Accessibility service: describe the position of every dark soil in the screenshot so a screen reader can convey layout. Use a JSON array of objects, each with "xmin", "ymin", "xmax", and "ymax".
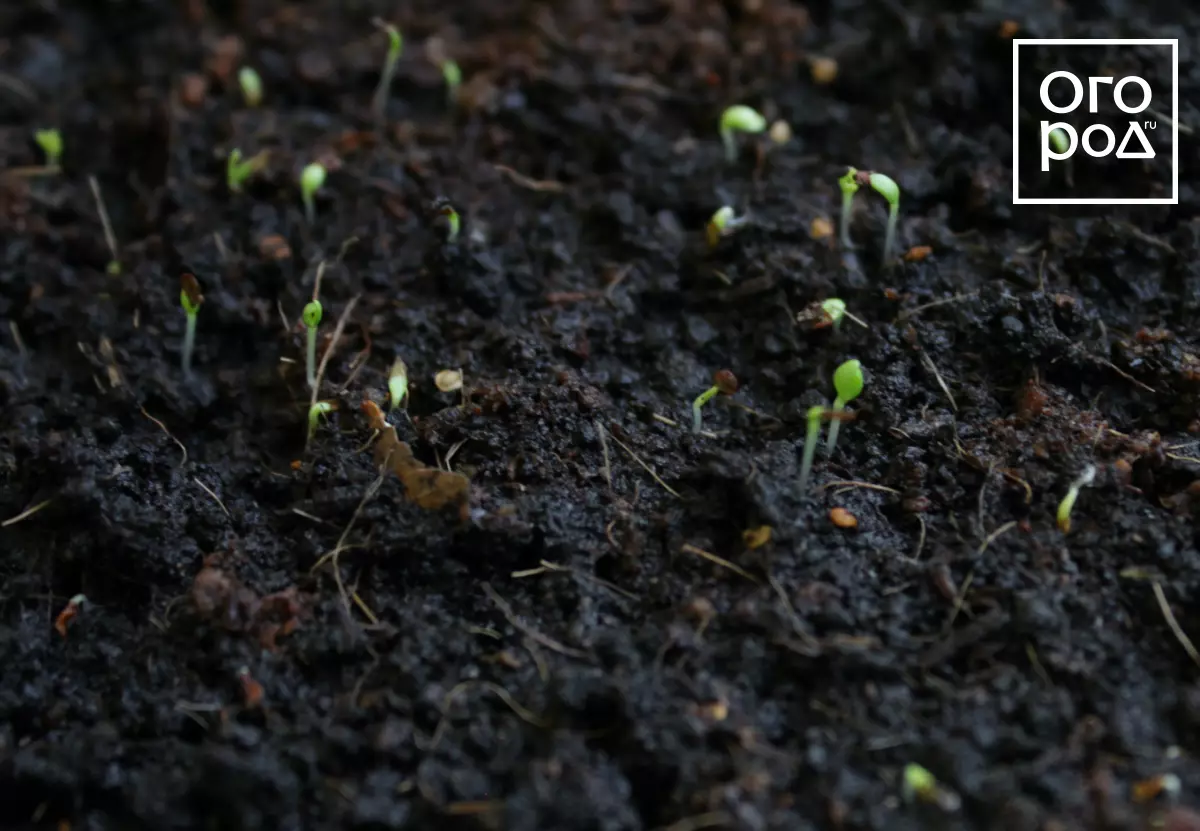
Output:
[{"xmin": 2, "ymin": 1, "xmax": 1199, "ymax": 829}]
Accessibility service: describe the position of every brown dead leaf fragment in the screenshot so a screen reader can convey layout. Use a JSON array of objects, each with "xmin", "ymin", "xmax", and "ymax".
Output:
[{"xmin": 362, "ymin": 400, "xmax": 470, "ymax": 519}]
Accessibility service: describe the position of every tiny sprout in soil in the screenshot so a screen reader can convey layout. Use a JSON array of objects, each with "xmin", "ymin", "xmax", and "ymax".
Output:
[
  {"xmin": 435, "ymin": 198, "xmax": 460, "ymax": 244},
  {"xmin": 442, "ymin": 60, "xmax": 462, "ymax": 105},
  {"xmin": 435, "ymin": 368, "xmax": 464, "ymax": 393},
  {"xmin": 54, "ymin": 593, "xmax": 86, "ymax": 638},
  {"xmin": 371, "ymin": 18, "xmax": 403, "ymax": 119},
  {"xmin": 238, "ymin": 66, "xmax": 263, "ymax": 107},
  {"xmin": 799, "ymin": 405, "xmax": 825, "ymax": 494},
  {"xmin": 300, "ymin": 163, "xmax": 326, "ymax": 223},
  {"xmin": 825, "ymin": 359, "xmax": 863, "ymax": 454},
  {"xmin": 1132, "ymin": 773, "xmax": 1182, "ymax": 804},
  {"xmin": 837, "ymin": 167, "xmax": 859, "ymax": 249},
  {"xmin": 902, "ymin": 763, "xmax": 961, "ymax": 812},
  {"xmin": 719, "ymin": 105, "xmax": 766, "ymax": 163},
  {"xmin": 856, "ymin": 169, "xmax": 900, "ymax": 266},
  {"xmin": 706, "ymin": 206, "xmax": 748, "ymax": 250},
  {"xmin": 34, "ymin": 128, "xmax": 62, "ymax": 167},
  {"xmin": 307, "ymin": 401, "xmax": 336, "ymax": 443},
  {"xmin": 388, "ymin": 357, "xmax": 409, "ymax": 412},
  {"xmin": 1057, "ymin": 464, "xmax": 1096, "ymax": 533},
  {"xmin": 227, "ymin": 148, "xmax": 267, "ymax": 193},
  {"xmin": 1049, "ymin": 127, "xmax": 1070, "ymax": 155},
  {"xmin": 692, "ymin": 369, "xmax": 738, "ymax": 433},
  {"xmin": 302, "ymin": 300, "xmax": 322, "ymax": 388},
  {"xmin": 797, "ymin": 298, "xmax": 867, "ymax": 330},
  {"xmin": 180, "ymin": 273, "xmax": 203, "ymax": 377}
]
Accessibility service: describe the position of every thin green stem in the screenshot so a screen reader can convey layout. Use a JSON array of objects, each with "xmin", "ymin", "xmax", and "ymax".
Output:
[
  {"xmin": 692, "ymin": 386, "xmax": 718, "ymax": 433},
  {"xmin": 306, "ymin": 326, "xmax": 317, "ymax": 388},
  {"xmin": 840, "ymin": 190, "xmax": 854, "ymax": 249},
  {"xmin": 883, "ymin": 203, "xmax": 898, "ymax": 266},
  {"xmin": 303, "ymin": 194, "xmax": 315, "ymax": 224},
  {"xmin": 799, "ymin": 407, "xmax": 823, "ymax": 493},
  {"xmin": 182, "ymin": 313, "xmax": 197, "ymax": 375},
  {"xmin": 825, "ymin": 398, "xmax": 845, "ymax": 454},
  {"xmin": 372, "ymin": 60, "xmax": 397, "ymax": 117},
  {"xmin": 721, "ymin": 129, "xmax": 735, "ymax": 162}
]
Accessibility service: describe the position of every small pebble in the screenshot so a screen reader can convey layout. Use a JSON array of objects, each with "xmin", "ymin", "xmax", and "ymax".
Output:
[
  {"xmin": 830, "ymin": 507, "xmax": 858, "ymax": 529},
  {"xmin": 810, "ymin": 56, "xmax": 838, "ymax": 85},
  {"xmin": 810, "ymin": 217, "xmax": 834, "ymax": 240}
]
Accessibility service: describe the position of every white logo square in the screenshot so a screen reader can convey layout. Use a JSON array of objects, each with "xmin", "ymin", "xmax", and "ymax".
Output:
[{"xmin": 1012, "ymin": 38, "xmax": 1178, "ymax": 205}]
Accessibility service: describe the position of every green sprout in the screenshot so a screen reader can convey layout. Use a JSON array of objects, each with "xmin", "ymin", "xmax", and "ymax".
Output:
[
  {"xmin": 442, "ymin": 60, "xmax": 461, "ymax": 105},
  {"xmin": 34, "ymin": 129, "xmax": 63, "ymax": 167},
  {"xmin": 371, "ymin": 18, "xmax": 404, "ymax": 119},
  {"xmin": 302, "ymin": 300, "xmax": 322, "ymax": 388},
  {"xmin": 902, "ymin": 763, "xmax": 961, "ymax": 812},
  {"xmin": 863, "ymin": 170, "xmax": 900, "ymax": 266},
  {"xmin": 692, "ymin": 369, "xmax": 738, "ymax": 434},
  {"xmin": 226, "ymin": 148, "xmax": 268, "ymax": 193},
  {"xmin": 238, "ymin": 66, "xmax": 263, "ymax": 107},
  {"xmin": 799, "ymin": 405, "xmax": 826, "ymax": 494},
  {"xmin": 719, "ymin": 105, "xmax": 766, "ymax": 163},
  {"xmin": 180, "ymin": 273, "xmax": 203, "ymax": 376},
  {"xmin": 819, "ymin": 298, "xmax": 868, "ymax": 329},
  {"xmin": 1056, "ymin": 464, "xmax": 1095, "ymax": 534},
  {"xmin": 837, "ymin": 167, "xmax": 859, "ymax": 249},
  {"xmin": 435, "ymin": 198, "xmax": 460, "ymax": 244},
  {"xmin": 307, "ymin": 400, "xmax": 336, "ymax": 443},
  {"xmin": 388, "ymin": 357, "xmax": 409, "ymax": 411},
  {"xmin": 825, "ymin": 359, "xmax": 863, "ymax": 455},
  {"xmin": 706, "ymin": 205, "xmax": 749, "ymax": 249},
  {"xmin": 300, "ymin": 163, "xmax": 326, "ymax": 224},
  {"xmin": 1049, "ymin": 127, "xmax": 1070, "ymax": 155}
]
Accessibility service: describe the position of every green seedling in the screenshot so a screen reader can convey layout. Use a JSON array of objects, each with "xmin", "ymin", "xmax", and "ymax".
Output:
[
  {"xmin": 300, "ymin": 163, "xmax": 326, "ymax": 223},
  {"xmin": 435, "ymin": 198, "xmax": 460, "ymax": 244},
  {"xmin": 226, "ymin": 148, "xmax": 268, "ymax": 192},
  {"xmin": 180, "ymin": 273, "xmax": 203, "ymax": 376},
  {"xmin": 1047, "ymin": 127, "xmax": 1075, "ymax": 187},
  {"xmin": 1056, "ymin": 464, "xmax": 1095, "ymax": 533},
  {"xmin": 902, "ymin": 763, "xmax": 961, "ymax": 812},
  {"xmin": 706, "ymin": 206, "xmax": 749, "ymax": 249},
  {"xmin": 856, "ymin": 170, "xmax": 900, "ymax": 265},
  {"xmin": 825, "ymin": 359, "xmax": 863, "ymax": 454},
  {"xmin": 719, "ymin": 105, "xmax": 766, "ymax": 162},
  {"xmin": 820, "ymin": 298, "xmax": 869, "ymax": 329},
  {"xmin": 837, "ymin": 167, "xmax": 859, "ymax": 249},
  {"xmin": 307, "ymin": 400, "xmax": 336, "ymax": 443},
  {"xmin": 302, "ymin": 300, "xmax": 322, "ymax": 388},
  {"xmin": 388, "ymin": 357, "xmax": 409, "ymax": 411},
  {"xmin": 692, "ymin": 369, "xmax": 738, "ymax": 434},
  {"xmin": 442, "ymin": 60, "xmax": 462, "ymax": 105},
  {"xmin": 799, "ymin": 405, "xmax": 826, "ymax": 494},
  {"xmin": 371, "ymin": 18, "xmax": 404, "ymax": 119},
  {"xmin": 35, "ymin": 129, "xmax": 63, "ymax": 167},
  {"xmin": 1049, "ymin": 127, "xmax": 1070, "ymax": 155},
  {"xmin": 238, "ymin": 66, "xmax": 263, "ymax": 107}
]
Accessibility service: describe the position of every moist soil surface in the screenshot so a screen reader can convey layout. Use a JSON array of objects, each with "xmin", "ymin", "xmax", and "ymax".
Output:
[{"xmin": 2, "ymin": 1, "xmax": 1199, "ymax": 829}]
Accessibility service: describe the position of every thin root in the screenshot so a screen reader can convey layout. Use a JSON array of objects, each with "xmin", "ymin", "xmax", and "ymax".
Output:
[
  {"xmin": 1, "ymin": 497, "xmax": 54, "ymax": 527},
  {"xmin": 140, "ymin": 406, "xmax": 187, "ymax": 467},
  {"xmin": 680, "ymin": 543, "xmax": 759, "ymax": 583},
  {"xmin": 606, "ymin": 432, "xmax": 681, "ymax": 498},
  {"xmin": 1153, "ymin": 581, "xmax": 1200, "ymax": 669},
  {"xmin": 193, "ymin": 478, "xmax": 231, "ymax": 517}
]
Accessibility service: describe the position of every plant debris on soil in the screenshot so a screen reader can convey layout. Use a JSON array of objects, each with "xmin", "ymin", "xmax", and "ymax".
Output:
[{"xmin": 1, "ymin": 1, "xmax": 1199, "ymax": 829}]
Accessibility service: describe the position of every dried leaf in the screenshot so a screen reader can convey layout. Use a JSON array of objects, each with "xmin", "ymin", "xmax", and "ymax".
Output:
[{"xmin": 362, "ymin": 400, "xmax": 470, "ymax": 519}]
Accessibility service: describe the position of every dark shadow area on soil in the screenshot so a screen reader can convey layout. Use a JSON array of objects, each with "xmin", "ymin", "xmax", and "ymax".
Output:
[{"xmin": 1, "ymin": 0, "xmax": 1200, "ymax": 829}]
